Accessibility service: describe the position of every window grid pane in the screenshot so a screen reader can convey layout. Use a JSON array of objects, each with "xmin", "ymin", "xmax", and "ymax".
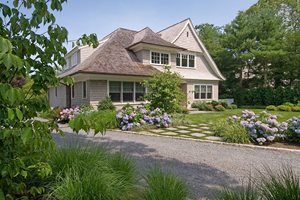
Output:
[
  {"xmin": 151, "ymin": 52, "xmax": 160, "ymax": 64},
  {"xmin": 83, "ymin": 82, "xmax": 87, "ymax": 98},
  {"xmin": 182, "ymin": 54, "xmax": 188, "ymax": 67},
  {"xmin": 161, "ymin": 53, "xmax": 169, "ymax": 65},
  {"xmin": 109, "ymin": 81, "xmax": 121, "ymax": 102},
  {"xmin": 176, "ymin": 53, "xmax": 180, "ymax": 66},
  {"xmin": 189, "ymin": 55, "xmax": 195, "ymax": 67},
  {"xmin": 194, "ymin": 85, "xmax": 200, "ymax": 99}
]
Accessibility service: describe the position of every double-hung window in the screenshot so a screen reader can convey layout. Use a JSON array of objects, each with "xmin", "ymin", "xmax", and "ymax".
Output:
[
  {"xmin": 108, "ymin": 81, "xmax": 146, "ymax": 102},
  {"xmin": 194, "ymin": 85, "xmax": 213, "ymax": 99},
  {"xmin": 82, "ymin": 81, "xmax": 87, "ymax": 99},
  {"xmin": 123, "ymin": 82, "xmax": 134, "ymax": 102},
  {"xmin": 109, "ymin": 81, "xmax": 121, "ymax": 102},
  {"xmin": 71, "ymin": 85, "xmax": 75, "ymax": 99},
  {"xmin": 176, "ymin": 53, "xmax": 195, "ymax": 68},
  {"xmin": 151, "ymin": 51, "xmax": 169, "ymax": 65}
]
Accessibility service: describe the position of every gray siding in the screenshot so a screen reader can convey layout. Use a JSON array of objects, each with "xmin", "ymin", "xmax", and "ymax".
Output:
[
  {"xmin": 89, "ymin": 80, "xmax": 107, "ymax": 106},
  {"xmin": 174, "ymin": 24, "xmax": 203, "ymax": 52},
  {"xmin": 71, "ymin": 82, "xmax": 89, "ymax": 106},
  {"xmin": 48, "ymin": 85, "xmax": 67, "ymax": 108}
]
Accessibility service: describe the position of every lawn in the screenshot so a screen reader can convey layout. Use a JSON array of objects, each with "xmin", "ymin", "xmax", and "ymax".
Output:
[{"xmin": 186, "ymin": 109, "xmax": 298, "ymax": 124}]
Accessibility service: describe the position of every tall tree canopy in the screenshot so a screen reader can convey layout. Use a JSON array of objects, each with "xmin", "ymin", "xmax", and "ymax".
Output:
[{"xmin": 196, "ymin": 0, "xmax": 300, "ymax": 97}]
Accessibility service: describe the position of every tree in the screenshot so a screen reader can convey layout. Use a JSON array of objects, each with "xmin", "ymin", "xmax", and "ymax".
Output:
[
  {"xmin": 143, "ymin": 66, "xmax": 185, "ymax": 113},
  {"xmin": 0, "ymin": 1, "xmax": 98, "ymax": 198}
]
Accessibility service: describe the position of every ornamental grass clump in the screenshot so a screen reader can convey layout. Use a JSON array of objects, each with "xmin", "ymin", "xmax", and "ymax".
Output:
[
  {"xmin": 116, "ymin": 105, "xmax": 172, "ymax": 131},
  {"xmin": 228, "ymin": 110, "xmax": 288, "ymax": 145}
]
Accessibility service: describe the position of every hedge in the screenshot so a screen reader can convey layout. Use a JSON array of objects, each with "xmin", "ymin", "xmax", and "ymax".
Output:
[{"xmin": 234, "ymin": 86, "xmax": 300, "ymax": 106}]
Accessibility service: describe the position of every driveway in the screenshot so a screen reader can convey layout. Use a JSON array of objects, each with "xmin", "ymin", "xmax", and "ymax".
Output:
[{"xmin": 53, "ymin": 127, "xmax": 300, "ymax": 200}]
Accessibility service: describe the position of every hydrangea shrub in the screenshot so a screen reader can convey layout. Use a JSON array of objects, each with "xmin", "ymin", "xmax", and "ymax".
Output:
[
  {"xmin": 58, "ymin": 106, "xmax": 81, "ymax": 123},
  {"xmin": 286, "ymin": 116, "xmax": 300, "ymax": 142},
  {"xmin": 116, "ymin": 105, "xmax": 172, "ymax": 130},
  {"xmin": 228, "ymin": 110, "xmax": 288, "ymax": 145}
]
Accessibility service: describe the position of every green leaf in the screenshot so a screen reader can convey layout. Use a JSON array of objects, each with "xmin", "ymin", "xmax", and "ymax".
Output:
[
  {"xmin": 20, "ymin": 170, "xmax": 27, "ymax": 178},
  {"xmin": 0, "ymin": 189, "xmax": 4, "ymax": 200},
  {"xmin": 7, "ymin": 108, "xmax": 14, "ymax": 120},
  {"xmin": 13, "ymin": 0, "xmax": 19, "ymax": 7},
  {"xmin": 21, "ymin": 127, "xmax": 32, "ymax": 144},
  {"xmin": 2, "ymin": 53, "xmax": 13, "ymax": 69},
  {"xmin": 15, "ymin": 108, "xmax": 23, "ymax": 121}
]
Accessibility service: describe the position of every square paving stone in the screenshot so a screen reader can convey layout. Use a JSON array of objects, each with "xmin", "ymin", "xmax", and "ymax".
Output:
[
  {"xmin": 176, "ymin": 126, "xmax": 189, "ymax": 129},
  {"xmin": 201, "ymin": 127, "xmax": 211, "ymax": 130},
  {"xmin": 177, "ymin": 130, "xmax": 191, "ymax": 134},
  {"xmin": 160, "ymin": 132, "xmax": 178, "ymax": 136},
  {"xmin": 198, "ymin": 123, "xmax": 209, "ymax": 126},
  {"xmin": 180, "ymin": 135, "xmax": 191, "ymax": 138},
  {"xmin": 205, "ymin": 136, "xmax": 223, "ymax": 141},
  {"xmin": 191, "ymin": 133, "xmax": 206, "ymax": 137},
  {"xmin": 151, "ymin": 129, "xmax": 165, "ymax": 133},
  {"xmin": 165, "ymin": 127, "xmax": 178, "ymax": 131},
  {"xmin": 203, "ymin": 131, "xmax": 214, "ymax": 135},
  {"xmin": 189, "ymin": 125, "xmax": 198, "ymax": 127},
  {"xmin": 190, "ymin": 128, "xmax": 202, "ymax": 132}
]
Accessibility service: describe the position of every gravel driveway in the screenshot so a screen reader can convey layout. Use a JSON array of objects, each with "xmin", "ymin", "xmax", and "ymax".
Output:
[{"xmin": 53, "ymin": 127, "xmax": 300, "ymax": 200}]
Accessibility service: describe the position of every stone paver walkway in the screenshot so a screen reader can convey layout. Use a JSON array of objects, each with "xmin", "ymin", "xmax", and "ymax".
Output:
[{"xmin": 135, "ymin": 123, "xmax": 223, "ymax": 141}]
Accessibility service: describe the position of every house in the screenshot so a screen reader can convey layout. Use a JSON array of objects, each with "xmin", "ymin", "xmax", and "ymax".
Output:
[{"xmin": 48, "ymin": 18, "xmax": 225, "ymax": 109}]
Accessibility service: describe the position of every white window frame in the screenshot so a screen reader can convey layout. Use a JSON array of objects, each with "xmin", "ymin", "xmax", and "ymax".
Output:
[
  {"xmin": 193, "ymin": 84, "xmax": 213, "ymax": 100},
  {"xmin": 82, "ymin": 81, "xmax": 87, "ymax": 99},
  {"xmin": 71, "ymin": 84, "xmax": 75, "ymax": 99},
  {"xmin": 150, "ymin": 51, "xmax": 171, "ymax": 65},
  {"xmin": 176, "ymin": 52, "xmax": 196, "ymax": 68},
  {"xmin": 107, "ymin": 81, "xmax": 146, "ymax": 103}
]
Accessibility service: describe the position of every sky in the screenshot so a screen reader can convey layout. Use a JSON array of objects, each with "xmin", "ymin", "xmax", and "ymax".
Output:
[{"xmin": 52, "ymin": 0, "xmax": 258, "ymax": 49}]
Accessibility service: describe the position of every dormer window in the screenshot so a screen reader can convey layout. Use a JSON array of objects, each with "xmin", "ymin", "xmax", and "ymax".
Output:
[
  {"xmin": 150, "ymin": 51, "xmax": 169, "ymax": 65},
  {"xmin": 176, "ymin": 53, "xmax": 195, "ymax": 68}
]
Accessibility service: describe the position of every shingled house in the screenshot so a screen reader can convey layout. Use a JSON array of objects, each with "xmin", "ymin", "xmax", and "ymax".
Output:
[{"xmin": 48, "ymin": 18, "xmax": 225, "ymax": 109}]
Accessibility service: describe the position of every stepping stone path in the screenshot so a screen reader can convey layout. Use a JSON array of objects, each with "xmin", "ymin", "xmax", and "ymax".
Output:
[
  {"xmin": 191, "ymin": 133, "xmax": 206, "ymax": 137},
  {"xmin": 160, "ymin": 132, "xmax": 178, "ymax": 136},
  {"xmin": 133, "ymin": 123, "xmax": 225, "ymax": 142}
]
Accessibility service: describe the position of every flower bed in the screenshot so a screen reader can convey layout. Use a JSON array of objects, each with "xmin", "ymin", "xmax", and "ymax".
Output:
[
  {"xmin": 58, "ymin": 106, "xmax": 81, "ymax": 123},
  {"xmin": 116, "ymin": 105, "xmax": 172, "ymax": 131},
  {"xmin": 228, "ymin": 110, "xmax": 296, "ymax": 145}
]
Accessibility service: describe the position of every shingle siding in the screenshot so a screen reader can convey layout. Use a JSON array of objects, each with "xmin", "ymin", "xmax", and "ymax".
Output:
[
  {"xmin": 89, "ymin": 80, "xmax": 107, "ymax": 106},
  {"xmin": 71, "ymin": 82, "xmax": 89, "ymax": 106},
  {"xmin": 48, "ymin": 85, "xmax": 67, "ymax": 108},
  {"xmin": 174, "ymin": 24, "xmax": 203, "ymax": 52},
  {"xmin": 80, "ymin": 46, "xmax": 97, "ymax": 62}
]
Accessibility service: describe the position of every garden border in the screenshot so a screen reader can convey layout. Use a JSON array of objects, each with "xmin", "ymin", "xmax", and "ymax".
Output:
[{"xmin": 111, "ymin": 129, "xmax": 300, "ymax": 153}]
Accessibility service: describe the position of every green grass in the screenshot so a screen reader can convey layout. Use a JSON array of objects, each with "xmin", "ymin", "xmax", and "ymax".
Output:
[{"xmin": 186, "ymin": 109, "xmax": 297, "ymax": 124}]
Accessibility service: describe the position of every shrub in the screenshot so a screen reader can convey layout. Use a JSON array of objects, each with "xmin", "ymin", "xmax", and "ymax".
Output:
[
  {"xmin": 283, "ymin": 102, "xmax": 294, "ymax": 107},
  {"xmin": 277, "ymin": 105, "xmax": 292, "ymax": 111},
  {"xmin": 227, "ymin": 110, "xmax": 288, "ymax": 145},
  {"xmin": 58, "ymin": 106, "xmax": 80, "ymax": 123},
  {"xmin": 97, "ymin": 97, "xmax": 115, "ymax": 111},
  {"xmin": 266, "ymin": 105, "xmax": 277, "ymax": 111},
  {"xmin": 192, "ymin": 101, "xmax": 207, "ymax": 111},
  {"xmin": 215, "ymin": 105, "xmax": 226, "ymax": 111},
  {"xmin": 116, "ymin": 105, "xmax": 172, "ymax": 130},
  {"xmin": 143, "ymin": 169, "xmax": 188, "ymax": 200},
  {"xmin": 217, "ymin": 166, "xmax": 300, "ymax": 200},
  {"xmin": 80, "ymin": 104, "xmax": 94, "ymax": 113},
  {"xmin": 220, "ymin": 101, "xmax": 229, "ymax": 108},
  {"xmin": 41, "ymin": 107, "xmax": 62, "ymax": 121},
  {"xmin": 211, "ymin": 100, "xmax": 220, "ymax": 107},
  {"xmin": 143, "ymin": 67, "xmax": 185, "ymax": 113},
  {"xmin": 286, "ymin": 116, "xmax": 300, "ymax": 142},
  {"xmin": 292, "ymin": 106, "xmax": 300, "ymax": 112},
  {"xmin": 227, "ymin": 104, "xmax": 238, "ymax": 109},
  {"xmin": 212, "ymin": 120, "xmax": 250, "ymax": 144},
  {"xmin": 48, "ymin": 146, "xmax": 137, "ymax": 200},
  {"xmin": 205, "ymin": 103, "xmax": 215, "ymax": 111}
]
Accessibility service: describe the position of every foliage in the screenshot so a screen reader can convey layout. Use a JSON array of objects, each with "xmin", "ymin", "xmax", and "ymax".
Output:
[
  {"xmin": 215, "ymin": 105, "xmax": 226, "ymax": 111},
  {"xmin": 0, "ymin": 0, "xmax": 99, "ymax": 198},
  {"xmin": 97, "ymin": 97, "xmax": 115, "ymax": 111},
  {"xmin": 191, "ymin": 101, "xmax": 207, "ymax": 111},
  {"xmin": 79, "ymin": 104, "xmax": 94, "ymax": 113},
  {"xmin": 227, "ymin": 104, "xmax": 238, "ymax": 109},
  {"xmin": 143, "ymin": 169, "xmax": 188, "ymax": 200},
  {"xmin": 69, "ymin": 110, "xmax": 117, "ymax": 134},
  {"xmin": 218, "ymin": 166, "xmax": 300, "ymax": 200},
  {"xmin": 291, "ymin": 106, "xmax": 300, "ymax": 112},
  {"xmin": 116, "ymin": 105, "xmax": 172, "ymax": 131},
  {"xmin": 277, "ymin": 105, "xmax": 292, "ymax": 112},
  {"xmin": 286, "ymin": 117, "xmax": 300, "ymax": 142},
  {"xmin": 40, "ymin": 107, "xmax": 62, "ymax": 121},
  {"xmin": 171, "ymin": 114, "xmax": 191, "ymax": 127},
  {"xmin": 228, "ymin": 110, "xmax": 289, "ymax": 145},
  {"xmin": 197, "ymin": 0, "xmax": 300, "ymax": 98},
  {"xmin": 143, "ymin": 67, "xmax": 185, "ymax": 113},
  {"xmin": 266, "ymin": 105, "xmax": 277, "ymax": 111},
  {"xmin": 47, "ymin": 146, "xmax": 137, "ymax": 200},
  {"xmin": 212, "ymin": 120, "xmax": 250, "ymax": 144}
]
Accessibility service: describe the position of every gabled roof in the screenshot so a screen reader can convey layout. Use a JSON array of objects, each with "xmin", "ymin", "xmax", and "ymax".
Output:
[
  {"xmin": 158, "ymin": 18, "xmax": 190, "ymax": 42},
  {"xmin": 127, "ymin": 27, "xmax": 184, "ymax": 50},
  {"xmin": 59, "ymin": 28, "xmax": 159, "ymax": 77},
  {"xmin": 158, "ymin": 18, "xmax": 225, "ymax": 80}
]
